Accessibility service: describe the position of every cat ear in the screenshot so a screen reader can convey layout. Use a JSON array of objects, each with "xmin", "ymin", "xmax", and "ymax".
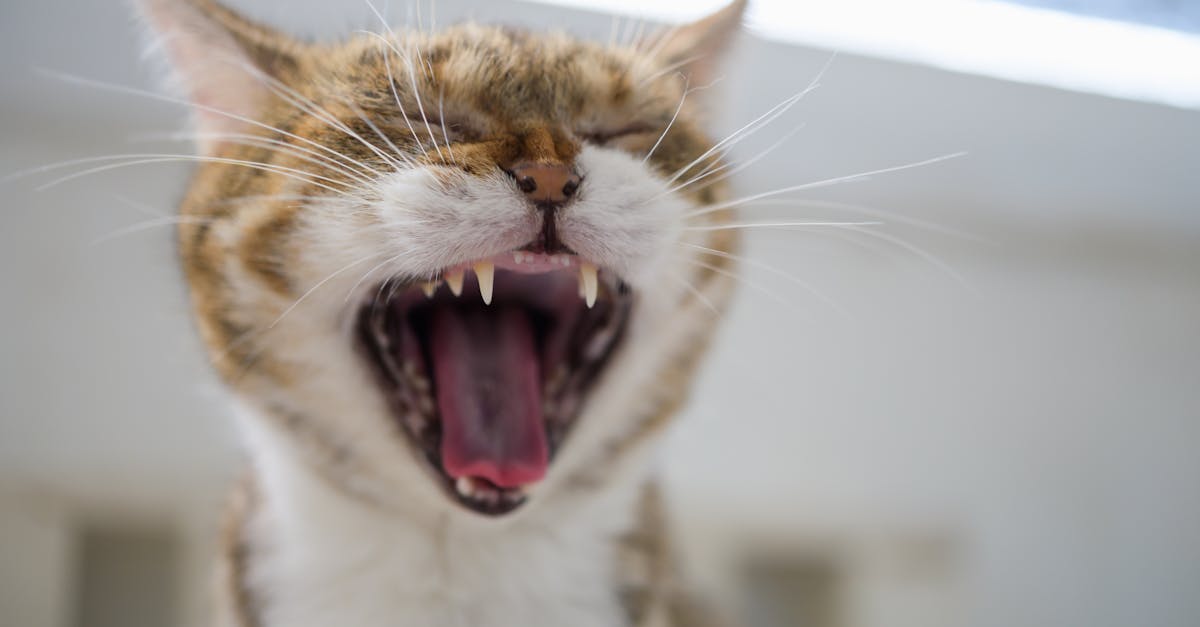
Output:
[
  {"xmin": 135, "ymin": 0, "xmax": 303, "ymax": 151},
  {"xmin": 649, "ymin": 0, "xmax": 748, "ymax": 86}
]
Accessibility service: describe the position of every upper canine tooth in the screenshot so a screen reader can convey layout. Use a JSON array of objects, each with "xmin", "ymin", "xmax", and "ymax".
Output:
[
  {"xmin": 474, "ymin": 261, "xmax": 495, "ymax": 305},
  {"xmin": 445, "ymin": 269, "xmax": 464, "ymax": 296},
  {"xmin": 421, "ymin": 281, "xmax": 438, "ymax": 298},
  {"xmin": 579, "ymin": 262, "xmax": 598, "ymax": 308}
]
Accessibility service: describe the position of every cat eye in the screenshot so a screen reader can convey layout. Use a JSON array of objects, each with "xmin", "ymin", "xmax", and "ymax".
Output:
[
  {"xmin": 577, "ymin": 124, "xmax": 654, "ymax": 145},
  {"xmin": 385, "ymin": 115, "xmax": 478, "ymax": 143}
]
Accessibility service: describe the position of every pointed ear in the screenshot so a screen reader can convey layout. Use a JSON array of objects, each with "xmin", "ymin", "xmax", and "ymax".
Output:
[
  {"xmin": 649, "ymin": 0, "xmax": 747, "ymax": 86},
  {"xmin": 134, "ymin": 0, "xmax": 303, "ymax": 151}
]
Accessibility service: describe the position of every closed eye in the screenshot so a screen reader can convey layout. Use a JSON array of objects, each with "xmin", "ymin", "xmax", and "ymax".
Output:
[
  {"xmin": 578, "ymin": 124, "xmax": 655, "ymax": 145},
  {"xmin": 384, "ymin": 115, "xmax": 478, "ymax": 143}
]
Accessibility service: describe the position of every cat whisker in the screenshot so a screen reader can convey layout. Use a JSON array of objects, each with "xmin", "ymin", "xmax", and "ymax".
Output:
[
  {"xmin": 32, "ymin": 154, "xmax": 356, "ymax": 197},
  {"xmin": 143, "ymin": 130, "xmax": 381, "ymax": 185},
  {"xmin": 678, "ymin": 253, "xmax": 827, "ymax": 316},
  {"xmin": 238, "ymin": 60, "xmax": 409, "ymax": 172},
  {"xmin": 663, "ymin": 55, "xmax": 833, "ymax": 186},
  {"xmin": 683, "ymin": 221, "xmax": 882, "ymax": 232},
  {"xmin": 90, "ymin": 215, "xmax": 215, "ymax": 246},
  {"xmin": 842, "ymin": 225, "xmax": 975, "ymax": 291},
  {"xmin": 34, "ymin": 70, "xmax": 385, "ymax": 180},
  {"xmin": 684, "ymin": 152, "xmax": 968, "ymax": 219},
  {"xmin": 438, "ymin": 87, "xmax": 457, "ymax": 166},
  {"xmin": 735, "ymin": 198, "xmax": 980, "ymax": 241},
  {"xmin": 344, "ymin": 253, "xmax": 407, "ymax": 305},
  {"xmin": 661, "ymin": 122, "xmax": 805, "ymax": 199},
  {"xmin": 269, "ymin": 253, "xmax": 389, "ymax": 330},
  {"xmin": 665, "ymin": 268, "xmax": 721, "ymax": 316},
  {"xmin": 642, "ymin": 74, "xmax": 689, "ymax": 164},
  {"xmin": 636, "ymin": 54, "xmax": 705, "ymax": 88},
  {"xmin": 339, "ymin": 96, "xmax": 418, "ymax": 171},
  {"xmin": 358, "ymin": 29, "xmax": 430, "ymax": 158},
  {"xmin": 365, "ymin": 1, "xmax": 446, "ymax": 162},
  {"xmin": 676, "ymin": 240, "xmax": 845, "ymax": 313},
  {"xmin": 402, "ymin": 39, "xmax": 448, "ymax": 163}
]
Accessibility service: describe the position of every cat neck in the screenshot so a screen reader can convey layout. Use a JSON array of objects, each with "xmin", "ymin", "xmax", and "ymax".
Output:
[{"xmin": 231, "ymin": 427, "xmax": 653, "ymax": 627}]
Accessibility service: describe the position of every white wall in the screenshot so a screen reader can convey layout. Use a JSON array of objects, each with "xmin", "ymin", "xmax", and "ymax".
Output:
[{"xmin": 1, "ymin": 1, "xmax": 1198, "ymax": 626}]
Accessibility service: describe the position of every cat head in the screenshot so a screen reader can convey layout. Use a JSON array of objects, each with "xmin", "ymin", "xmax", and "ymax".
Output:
[{"xmin": 139, "ymin": 0, "xmax": 743, "ymax": 521}]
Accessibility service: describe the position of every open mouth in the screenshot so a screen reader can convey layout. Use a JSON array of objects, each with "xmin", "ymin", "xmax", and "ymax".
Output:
[{"xmin": 356, "ymin": 252, "xmax": 632, "ymax": 516}]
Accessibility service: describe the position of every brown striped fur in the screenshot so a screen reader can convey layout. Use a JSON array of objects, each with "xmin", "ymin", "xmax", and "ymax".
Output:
[{"xmin": 138, "ymin": 1, "xmax": 747, "ymax": 625}]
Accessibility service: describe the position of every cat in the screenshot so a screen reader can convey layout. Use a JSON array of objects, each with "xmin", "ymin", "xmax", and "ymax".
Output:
[{"xmin": 136, "ymin": 0, "xmax": 745, "ymax": 625}]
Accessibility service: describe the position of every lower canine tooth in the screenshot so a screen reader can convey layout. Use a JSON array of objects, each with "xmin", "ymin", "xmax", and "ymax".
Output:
[
  {"xmin": 455, "ymin": 476, "xmax": 475, "ymax": 498},
  {"xmin": 579, "ymin": 262, "xmax": 598, "ymax": 308},
  {"xmin": 474, "ymin": 261, "xmax": 495, "ymax": 305},
  {"xmin": 445, "ymin": 270, "xmax": 464, "ymax": 296}
]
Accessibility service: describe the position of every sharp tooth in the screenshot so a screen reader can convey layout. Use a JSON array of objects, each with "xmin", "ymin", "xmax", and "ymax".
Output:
[
  {"xmin": 579, "ymin": 262, "xmax": 598, "ymax": 308},
  {"xmin": 421, "ymin": 281, "xmax": 438, "ymax": 298},
  {"xmin": 456, "ymin": 476, "xmax": 475, "ymax": 498},
  {"xmin": 474, "ymin": 261, "xmax": 494, "ymax": 305},
  {"xmin": 445, "ymin": 269, "xmax": 464, "ymax": 296}
]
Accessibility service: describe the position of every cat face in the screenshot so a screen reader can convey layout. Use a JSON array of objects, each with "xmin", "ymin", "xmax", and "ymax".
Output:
[{"xmin": 142, "ymin": 0, "xmax": 743, "ymax": 519}]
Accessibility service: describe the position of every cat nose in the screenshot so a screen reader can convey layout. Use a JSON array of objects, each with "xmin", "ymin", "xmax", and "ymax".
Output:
[{"xmin": 508, "ymin": 162, "xmax": 581, "ymax": 207}]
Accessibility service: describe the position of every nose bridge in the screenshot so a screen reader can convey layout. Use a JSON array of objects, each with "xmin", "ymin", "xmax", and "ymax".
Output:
[{"xmin": 508, "ymin": 126, "xmax": 582, "ymax": 207}]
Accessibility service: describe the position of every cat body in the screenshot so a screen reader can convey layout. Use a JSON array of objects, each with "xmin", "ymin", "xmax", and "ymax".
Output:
[{"xmin": 136, "ymin": 1, "xmax": 745, "ymax": 625}]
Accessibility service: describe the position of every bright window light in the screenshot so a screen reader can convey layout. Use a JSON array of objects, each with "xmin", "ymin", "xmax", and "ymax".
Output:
[{"xmin": 531, "ymin": 0, "xmax": 1200, "ymax": 110}]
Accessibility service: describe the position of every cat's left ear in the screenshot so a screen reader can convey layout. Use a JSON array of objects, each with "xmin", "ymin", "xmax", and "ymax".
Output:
[
  {"xmin": 135, "ymin": 0, "xmax": 305, "ymax": 152},
  {"xmin": 648, "ymin": 0, "xmax": 748, "ymax": 86}
]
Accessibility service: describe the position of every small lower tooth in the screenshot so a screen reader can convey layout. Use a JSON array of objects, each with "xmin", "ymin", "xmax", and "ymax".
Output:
[
  {"xmin": 456, "ymin": 476, "xmax": 475, "ymax": 498},
  {"xmin": 445, "ymin": 270, "xmax": 464, "ymax": 296}
]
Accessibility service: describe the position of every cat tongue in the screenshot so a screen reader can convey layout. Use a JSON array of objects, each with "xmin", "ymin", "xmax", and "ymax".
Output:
[{"xmin": 429, "ymin": 305, "xmax": 547, "ymax": 488}]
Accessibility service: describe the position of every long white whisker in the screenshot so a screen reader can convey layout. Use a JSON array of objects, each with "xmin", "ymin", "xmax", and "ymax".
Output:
[
  {"xmin": 684, "ymin": 152, "xmax": 968, "ymax": 219},
  {"xmin": 677, "ymin": 241, "xmax": 844, "ymax": 313},
  {"xmin": 269, "ymin": 254, "xmax": 385, "ymax": 329},
  {"xmin": 664, "ymin": 55, "xmax": 834, "ymax": 186},
  {"xmin": 90, "ymin": 215, "xmax": 214, "ymax": 246},
  {"xmin": 366, "ymin": 0, "xmax": 445, "ymax": 161},
  {"xmin": 643, "ymin": 74, "xmax": 688, "ymax": 164},
  {"xmin": 162, "ymin": 132, "xmax": 379, "ymax": 186},
  {"xmin": 339, "ymin": 96, "xmax": 417, "ymax": 170},
  {"xmin": 663, "ymin": 123, "xmax": 806, "ymax": 199},
  {"xmin": 843, "ymin": 225, "xmax": 975, "ymax": 291},
  {"xmin": 238, "ymin": 60, "xmax": 406, "ymax": 171},
  {"xmin": 34, "ymin": 154, "xmax": 356, "ymax": 196},
  {"xmin": 35, "ymin": 70, "xmax": 384, "ymax": 178},
  {"xmin": 344, "ymin": 251, "xmax": 409, "ymax": 304},
  {"xmin": 684, "ymin": 221, "xmax": 882, "ymax": 232},
  {"xmin": 438, "ymin": 87, "xmax": 457, "ymax": 166},
  {"xmin": 665, "ymin": 268, "xmax": 720, "ymax": 315},
  {"xmin": 679, "ymin": 254, "xmax": 827, "ymax": 315},
  {"xmin": 737, "ymin": 198, "xmax": 980, "ymax": 240},
  {"xmin": 357, "ymin": 29, "xmax": 430, "ymax": 158}
]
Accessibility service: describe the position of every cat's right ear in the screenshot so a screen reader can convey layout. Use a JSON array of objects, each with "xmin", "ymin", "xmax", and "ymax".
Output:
[{"xmin": 134, "ymin": 0, "xmax": 303, "ymax": 152}]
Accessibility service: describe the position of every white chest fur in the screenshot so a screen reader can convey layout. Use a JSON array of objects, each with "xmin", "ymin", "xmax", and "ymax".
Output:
[{"xmin": 238, "ymin": 416, "xmax": 645, "ymax": 627}]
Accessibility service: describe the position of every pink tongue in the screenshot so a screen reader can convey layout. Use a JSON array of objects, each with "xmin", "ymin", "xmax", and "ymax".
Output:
[{"xmin": 429, "ymin": 305, "xmax": 547, "ymax": 488}]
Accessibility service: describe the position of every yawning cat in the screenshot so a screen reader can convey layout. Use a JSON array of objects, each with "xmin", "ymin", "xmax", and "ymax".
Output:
[{"xmin": 136, "ymin": 0, "xmax": 745, "ymax": 624}]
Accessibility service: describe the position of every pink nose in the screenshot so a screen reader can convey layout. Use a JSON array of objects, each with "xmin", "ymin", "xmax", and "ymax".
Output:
[{"xmin": 509, "ymin": 162, "xmax": 580, "ymax": 206}]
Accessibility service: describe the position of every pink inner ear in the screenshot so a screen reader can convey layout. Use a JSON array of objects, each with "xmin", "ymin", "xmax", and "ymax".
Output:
[
  {"xmin": 650, "ymin": 0, "xmax": 747, "ymax": 86},
  {"xmin": 137, "ymin": 0, "xmax": 282, "ymax": 150}
]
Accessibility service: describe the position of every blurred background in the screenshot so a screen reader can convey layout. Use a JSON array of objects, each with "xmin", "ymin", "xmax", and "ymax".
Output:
[{"xmin": 1, "ymin": 1, "xmax": 1198, "ymax": 626}]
